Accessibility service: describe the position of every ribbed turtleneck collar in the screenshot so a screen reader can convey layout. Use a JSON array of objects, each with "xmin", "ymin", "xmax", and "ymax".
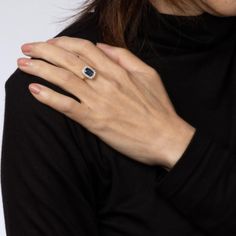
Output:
[{"xmin": 136, "ymin": 3, "xmax": 236, "ymax": 54}]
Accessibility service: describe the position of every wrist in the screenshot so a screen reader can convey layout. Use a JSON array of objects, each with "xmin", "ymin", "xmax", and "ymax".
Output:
[{"xmin": 159, "ymin": 116, "xmax": 196, "ymax": 171}]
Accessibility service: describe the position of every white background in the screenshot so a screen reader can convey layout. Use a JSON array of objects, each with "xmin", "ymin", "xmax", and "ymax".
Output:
[{"xmin": 0, "ymin": 0, "xmax": 85, "ymax": 235}]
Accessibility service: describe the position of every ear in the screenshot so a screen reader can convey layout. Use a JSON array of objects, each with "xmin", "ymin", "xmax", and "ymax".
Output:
[{"xmin": 96, "ymin": 43, "xmax": 148, "ymax": 73}]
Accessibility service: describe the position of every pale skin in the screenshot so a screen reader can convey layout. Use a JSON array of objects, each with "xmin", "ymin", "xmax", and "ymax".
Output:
[
  {"xmin": 17, "ymin": 0, "xmax": 236, "ymax": 170},
  {"xmin": 152, "ymin": 0, "xmax": 236, "ymax": 16}
]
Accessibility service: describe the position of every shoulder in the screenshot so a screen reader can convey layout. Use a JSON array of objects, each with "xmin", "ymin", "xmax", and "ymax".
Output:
[
  {"xmin": 2, "ymin": 12, "xmax": 102, "ymax": 167},
  {"xmin": 3, "ymin": 11, "xmax": 101, "ymax": 130},
  {"xmin": 55, "ymin": 11, "xmax": 100, "ymax": 43}
]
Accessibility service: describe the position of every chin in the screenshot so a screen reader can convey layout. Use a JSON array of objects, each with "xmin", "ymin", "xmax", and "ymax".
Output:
[
  {"xmin": 210, "ymin": 8, "xmax": 236, "ymax": 17},
  {"xmin": 202, "ymin": 1, "xmax": 236, "ymax": 16}
]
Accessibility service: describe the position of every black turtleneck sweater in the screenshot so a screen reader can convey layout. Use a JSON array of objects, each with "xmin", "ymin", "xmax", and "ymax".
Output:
[{"xmin": 2, "ymin": 4, "xmax": 236, "ymax": 236}]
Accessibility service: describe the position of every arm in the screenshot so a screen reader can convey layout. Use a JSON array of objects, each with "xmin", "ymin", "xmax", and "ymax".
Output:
[
  {"xmin": 155, "ymin": 128, "xmax": 236, "ymax": 235},
  {"xmin": 1, "ymin": 68, "xmax": 99, "ymax": 236}
]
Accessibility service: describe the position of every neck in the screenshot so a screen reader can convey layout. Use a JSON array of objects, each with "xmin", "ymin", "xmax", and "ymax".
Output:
[{"xmin": 150, "ymin": 0, "xmax": 204, "ymax": 16}]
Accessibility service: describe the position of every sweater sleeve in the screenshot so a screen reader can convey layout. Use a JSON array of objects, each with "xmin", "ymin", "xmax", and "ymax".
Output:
[
  {"xmin": 1, "ymin": 68, "xmax": 99, "ymax": 236},
  {"xmin": 155, "ymin": 128, "xmax": 236, "ymax": 235}
]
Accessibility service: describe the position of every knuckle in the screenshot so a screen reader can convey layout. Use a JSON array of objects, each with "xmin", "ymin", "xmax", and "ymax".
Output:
[
  {"xmin": 80, "ymin": 39, "xmax": 93, "ymax": 49},
  {"xmin": 42, "ymin": 90, "xmax": 51, "ymax": 101},
  {"xmin": 33, "ymin": 42, "xmax": 46, "ymax": 53},
  {"xmin": 148, "ymin": 67, "xmax": 158, "ymax": 76},
  {"xmin": 60, "ymin": 36, "xmax": 69, "ymax": 40},
  {"xmin": 49, "ymin": 36, "xmax": 69, "ymax": 48},
  {"xmin": 57, "ymin": 36, "xmax": 69, "ymax": 45},
  {"xmin": 34, "ymin": 60, "xmax": 45, "ymax": 70},
  {"xmin": 60, "ymin": 97, "xmax": 76, "ymax": 113},
  {"xmin": 116, "ymin": 47, "xmax": 128, "ymax": 56}
]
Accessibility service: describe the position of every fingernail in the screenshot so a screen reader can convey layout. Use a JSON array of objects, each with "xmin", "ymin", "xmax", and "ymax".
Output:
[
  {"xmin": 17, "ymin": 58, "xmax": 33, "ymax": 67},
  {"xmin": 21, "ymin": 44, "xmax": 33, "ymax": 53},
  {"xmin": 29, "ymin": 84, "xmax": 42, "ymax": 94}
]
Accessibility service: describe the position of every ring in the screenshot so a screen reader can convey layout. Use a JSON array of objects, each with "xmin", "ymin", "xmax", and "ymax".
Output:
[{"xmin": 82, "ymin": 65, "xmax": 96, "ymax": 80}]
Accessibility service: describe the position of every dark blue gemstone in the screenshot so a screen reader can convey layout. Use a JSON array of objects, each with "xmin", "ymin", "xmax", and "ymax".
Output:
[{"xmin": 85, "ymin": 67, "xmax": 95, "ymax": 78}]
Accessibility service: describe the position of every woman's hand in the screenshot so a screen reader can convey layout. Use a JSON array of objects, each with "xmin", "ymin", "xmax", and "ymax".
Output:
[{"xmin": 17, "ymin": 36, "xmax": 195, "ymax": 170}]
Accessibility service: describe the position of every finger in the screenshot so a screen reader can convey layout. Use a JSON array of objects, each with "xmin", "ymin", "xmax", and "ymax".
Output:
[
  {"xmin": 21, "ymin": 41, "xmax": 97, "ymax": 81},
  {"xmin": 96, "ymin": 43, "xmax": 151, "ymax": 73},
  {"xmin": 46, "ymin": 36, "xmax": 123, "ymax": 76},
  {"xmin": 28, "ymin": 82, "xmax": 92, "ymax": 127},
  {"xmin": 17, "ymin": 57, "xmax": 97, "ymax": 106}
]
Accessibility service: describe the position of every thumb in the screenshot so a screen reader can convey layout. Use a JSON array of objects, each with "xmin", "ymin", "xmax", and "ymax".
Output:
[{"xmin": 96, "ymin": 42, "xmax": 148, "ymax": 73}]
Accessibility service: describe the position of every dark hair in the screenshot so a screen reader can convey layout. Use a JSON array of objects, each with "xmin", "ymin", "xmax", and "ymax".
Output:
[
  {"xmin": 62, "ymin": 0, "xmax": 187, "ymax": 49},
  {"xmin": 62, "ymin": 0, "xmax": 149, "ymax": 48}
]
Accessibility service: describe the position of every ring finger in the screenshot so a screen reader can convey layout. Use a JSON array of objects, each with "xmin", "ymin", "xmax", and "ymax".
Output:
[{"xmin": 21, "ymin": 42, "xmax": 101, "ymax": 87}]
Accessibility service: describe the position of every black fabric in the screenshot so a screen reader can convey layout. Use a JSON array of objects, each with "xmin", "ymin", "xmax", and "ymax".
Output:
[{"xmin": 2, "ymin": 3, "xmax": 236, "ymax": 236}]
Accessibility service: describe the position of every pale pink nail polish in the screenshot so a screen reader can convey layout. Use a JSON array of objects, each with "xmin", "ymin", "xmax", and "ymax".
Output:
[
  {"xmin": 17, "ymin": 58, "xmax": 33, "ymax": 67},
  {"xmin": 29, "ymin": 84, "xmax": 41, "ymax": 94},
  {"xmin": 21, "ymin": 44, "xmax": 33, "ymax": 53}
]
